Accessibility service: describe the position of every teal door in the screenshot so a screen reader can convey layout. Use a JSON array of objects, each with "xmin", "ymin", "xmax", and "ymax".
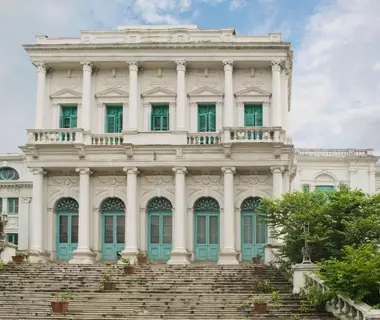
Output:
[
  {"xmin": 100, "ymin": 198, "xmax": 126, "ymax": 261},
  {"xmin": 194, "ymin": 197, "xmax": 220, "ymax": 261},
  {"xmin": 241, "ymin": 197, "xmax": 267, "ymax": 261},
  {"xmin": 55, "ymin": 198, "xmax": 79, "ymax": 260},
  {"xmin": 147, "ymin": 197, "xmax": 173, "ymax": 261}
]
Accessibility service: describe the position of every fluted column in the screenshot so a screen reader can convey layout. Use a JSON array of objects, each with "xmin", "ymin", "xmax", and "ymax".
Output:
[
  {"xmin": 271, "ymin": 60, "xmax": 282, "ymax": 127},
  {"xmin": 175, "ymin": 60, "xmax": 187, "ymax": 131},
  {"xmin": 70, "ymin": 168, "xmax": 96, "ymax": 264},
  {"xmin": 223, "ymin": 60, "xmax": 234, "ymax": 127},
  {"xmin": 168, "ymin": 167, "xmax": 189, "ymax": 265},
  {"xmin": 127, "ymin": 62, "xmax": 139, "ymax": 131},
  {"xmin": 121, "ymin": 167, "xmax": 139, "ymax": 263},
  {"xmin": 34, "ymin": 63, "xmax": 48, "ymax": 129},
  {"xmin": 29, "ymin": 168, "xmax": 47, "ymax": 262},
  {"xmin": 269, "ymin": 166, "xmax": 284, "ymax": 246},
  {"xmin": 81, "ymin": 62, "xmax": 93, "ymax": 131},
  {"xmin": 218, "ymin": 167, "xmax": 239, "ymax": 265}
]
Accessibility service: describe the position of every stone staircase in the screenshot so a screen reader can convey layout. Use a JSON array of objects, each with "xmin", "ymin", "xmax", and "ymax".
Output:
[{"xmin": 0, "ymin": 262, "xmax": 335, "ymax": 319}]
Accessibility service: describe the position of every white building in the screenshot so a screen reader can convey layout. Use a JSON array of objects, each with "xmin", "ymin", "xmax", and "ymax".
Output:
[{"xmin": 1, "ymin": 25, "xmax": 378, "ymax": 264}]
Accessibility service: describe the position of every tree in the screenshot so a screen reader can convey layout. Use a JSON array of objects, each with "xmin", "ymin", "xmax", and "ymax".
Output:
[{"xmin": 259, "ymin": 184, "xmax": 380, "ymax": 264}]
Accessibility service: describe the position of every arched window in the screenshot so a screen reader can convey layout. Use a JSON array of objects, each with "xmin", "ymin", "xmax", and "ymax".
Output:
[
  {"xmin": 55, "ymin": 197, "xmax": 79, "ymax": 213},
  {"xmin": 241, "ymin": 196, "xmax": 261, "ymax": 212},
  {"xmin": 100, "ymin": 197, "xmax": 125, "ymax": 212},
  {"xmin": 194, "ymin": 197, "xmax": 219, "ymax": 212},
  {"xmin": 147, "ymin": 197, "xmax": 172, "ymax": 212},
  {"xmin": 0, "ymin": 167, "xmax": 19, "ymax": 181}
]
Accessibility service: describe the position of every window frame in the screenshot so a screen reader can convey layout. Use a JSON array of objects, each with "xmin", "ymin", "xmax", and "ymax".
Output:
[
  {"xmin": 7, "ymin": 198, "xmax": 19, "ymax": 215},
  {"xmin": 151, "ymin": 104, "xmax": 170, "ymax": 131},
  {"xmin": 105, "ymin": 105, "xmax": 123, "ymax": 133},
  {"xmin": 244, "ymin": 103, "xmax": 263, "ymax": 127},
  {"xmin": 60, "ymin": 105, "xmax": 78, "ymax": 129},
  {"xmin": 197, "ymin": 104, "xmax": 216, "ymax": 132}
]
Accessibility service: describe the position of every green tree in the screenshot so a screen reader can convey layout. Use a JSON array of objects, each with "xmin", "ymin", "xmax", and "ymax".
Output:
[{"xmin": 259, "ymin": 184, "xmax": 380, "ymax": 264}]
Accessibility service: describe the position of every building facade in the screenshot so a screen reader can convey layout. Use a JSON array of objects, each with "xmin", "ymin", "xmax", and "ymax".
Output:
[{"xmin": 1, "ymin": 25, "xmax": 378, "ymax": 264}]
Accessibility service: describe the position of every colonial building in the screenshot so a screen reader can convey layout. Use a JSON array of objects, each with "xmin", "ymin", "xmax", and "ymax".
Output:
[{"xmin": 1, "ymin": 25, "xmax": 378, "ymax": 265}]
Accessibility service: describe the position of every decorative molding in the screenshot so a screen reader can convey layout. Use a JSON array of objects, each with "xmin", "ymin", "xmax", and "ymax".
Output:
[
  {"xmin": 173, "ymin": 167, "xmax": 187, "ymax": 175},
  {"xmin": 270, "ymin": 166, "xmax": 284, "ymax": 174},
  {"xmin": 123, "ymin": 167, "xmax": 139, "ymax": 175},
  {"xmin": 49, "ymin": 88, "xmax": 82, "ymax": 100},
  {"xmin": 95, "ymin": 87, "xmax": 129, "ymax": 101},
  {"xmin": 221, "ymin": 167, "xmax": 236, "ymax": 174},
  {"xmin": 175, "ymin": 60, "xmax": 186, "ymax": 72},
  {"xmin": 81, "ymin": 61, "xmax": 93, "ymax": 73},
  {"xmin": 234, "ymin": 85, "xmax": 271, "ymax": 97},
  {"xmin": 271, "ymin": 60, "xmax": 282, "ymax": 72},
  {"xmin": 128, "ymin": 61, "xmax": 139, "ymax": 72},
  {"xmin": 33, "ymin": 62, "xmax": 48, "ymax": 74},
  {"xmin": 76, "ymin": 168, "xmax": 92, "ymax": 175},
  {"xmin": 187, "ymin": 85, "xmax": 223, "ymax": 99},
  {"xmin": 143, "ymin": 175, "xmax": 173, "ymax": 186},
  {"xmin": 141, "ymin": 86, "xmax": 177, "ymax": 99}
]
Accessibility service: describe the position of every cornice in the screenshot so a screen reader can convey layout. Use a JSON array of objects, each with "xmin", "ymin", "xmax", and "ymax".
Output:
[{"xmin": 0, "ymin": 181, "xmax": 33, "ymax": 188}]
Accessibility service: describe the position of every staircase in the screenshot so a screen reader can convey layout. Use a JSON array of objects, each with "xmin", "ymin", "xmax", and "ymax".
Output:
[{"xmin": 0, "ymin": 262, "xmax": 335, "ymax": 319}]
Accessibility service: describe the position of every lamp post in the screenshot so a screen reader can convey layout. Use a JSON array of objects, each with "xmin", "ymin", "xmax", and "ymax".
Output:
[{"xmin": 301, "ymin": 222, "xmax": 311, "ymax": 264}]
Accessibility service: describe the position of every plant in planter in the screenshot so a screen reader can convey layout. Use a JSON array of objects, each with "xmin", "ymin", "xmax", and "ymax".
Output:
[
  {"xmin": 252, "ymin": 254, "xmax": 262, "ymax": 264},
  {"xmin": 251, "ymin": 296, "xmax": 270, "ymax": 313},
  {"xmin": 102, "ymin": 272, "xmax": 117, "ymax": 291},
  {"xmin": 12, "ymin": 252, "xmax": 27, "ymax": 263},
  {"xmin": 255, "ymin": 280, "xmax": 274, "ymax": 294},
  {"xmin": 120, "ymin": 257, "xmax": 136, "ymax": 275},
  {"xmin": 51, "ymin": 292, "xmax": 73, "ymax": 313},
  {"xmin": 137, "ymin": 250, "xmax": 148, "ymax": 264}
]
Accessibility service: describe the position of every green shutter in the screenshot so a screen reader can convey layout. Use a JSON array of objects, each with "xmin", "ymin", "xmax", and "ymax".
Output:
[
  {"xmin": 198, "ymin": 104, "xmax": 216, "ymax": 132},
  {"xmin": 244, "ymin": 104, "xmax": 263, "ymax": 127},
  {"xmin": 106, "ymin": 106, "xmax": 123, "ymax": 133},
  {"xmin": 151, "ymin": 105, "xmax": 169, "ymax": 131},
  {"xmin": 8, "ymin": 198, "xmax": 18, "ymax": 215},
  {"xmin": 316, "ymin": 186, "xmax": 334, "ymax": 192},
  {"xmin": 7, "ymin": 233, "xmax": 18, "ymax": 245},
  {"xmin": 60, "ymin": 106, "xmax": 78, "ymax": 128}
]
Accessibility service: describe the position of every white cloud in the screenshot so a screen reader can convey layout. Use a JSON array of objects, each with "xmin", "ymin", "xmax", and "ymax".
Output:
[{"xmin": 290, "ymin": 0, "xmax": 380, "ymax": 151}]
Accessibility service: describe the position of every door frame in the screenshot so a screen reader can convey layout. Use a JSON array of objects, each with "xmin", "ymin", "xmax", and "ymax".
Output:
[
  {"xmin": 194, "ymin": 211, "xmax": 220, "ymax": 261},
  {"xmin": 147, "ymin": 211, "xmax": 172, "ymax": 261},
  {"xmin": 101, "ymin": 212, "xmax": 125, "ymax": 261}
]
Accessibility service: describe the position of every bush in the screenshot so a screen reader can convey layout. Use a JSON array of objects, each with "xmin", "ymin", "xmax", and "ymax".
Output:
[{"xmin": 318, "ymin": 243, "xmax": 380, "ymax": 306}]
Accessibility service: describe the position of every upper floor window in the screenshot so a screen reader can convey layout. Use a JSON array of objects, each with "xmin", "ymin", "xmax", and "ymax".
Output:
[
  {"xmin": 0, "ymin": 167, "xmax": 19, "ymax": 180},
  {"xmin": 244, "ymin": 104, "xmax": 263, "ymax": 127},
  {"xmin": 151, "ymin": 104, "xmax": 169, "ymax": 131},
  {"xmin": 8, "ymin": 198, "xmax": 19, "ymax": 215},
  {"xmin": 7, "ymin": 233, "xmax": 18, "ymax": 245},
  {"xmin": 106, "ymin": 105, "xmax": 123, "ymax": 133},
  {"xmin": 315, "ymin": 185, "xmax": 334, "ymax": 192},
  {"xmin": 198, "ymin": 104, "xmax": 216, "ymax": 132},
  {"xmin": 60, "ymin": 105, "xmax": 77, "ymax": 129}
]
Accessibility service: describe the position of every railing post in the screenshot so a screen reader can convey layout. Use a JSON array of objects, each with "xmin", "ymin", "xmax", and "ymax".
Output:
[{"xmin": 292, "ymin": 263, "xmax": 318, "ymax": 294}]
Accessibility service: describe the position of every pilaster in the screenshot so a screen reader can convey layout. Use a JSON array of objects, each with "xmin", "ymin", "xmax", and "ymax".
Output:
[
  {"xmin": 223, "ymin": 60, "xmax": 234, "ymax": 127},
  {"xmin": 127, "ymin": 62, "xmax": 139, "ymax": 132},
  {"xmin": 175, "ymin": 60, "xmax": 187, "ymax": 131},
  {"xmin": 271, "ymin": 60, "xmax": 282, "ymax": 127},
  {"xmin": 18, "ymin": 197, "xmax": 31, "ymax": 251},
  {"xmin": 80, "ymin": 62, "xmax": 93, "ymax": 132},
  {"xmin": 34, "ymin": 63, "xmax": 48, "ymax": 129}
]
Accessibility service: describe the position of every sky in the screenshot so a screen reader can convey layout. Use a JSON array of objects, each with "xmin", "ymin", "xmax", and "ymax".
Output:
[{"xmin": 0, "ymin": 0, "xmax": 380, "ymax": 152}]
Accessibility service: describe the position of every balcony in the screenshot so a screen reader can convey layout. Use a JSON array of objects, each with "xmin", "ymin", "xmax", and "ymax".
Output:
[{"xmin": 27, "ymin": 129, "xmax": 83, "ymax": 144}]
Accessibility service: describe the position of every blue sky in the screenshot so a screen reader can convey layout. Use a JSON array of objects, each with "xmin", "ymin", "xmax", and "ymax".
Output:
[{"xmin": 0, "ymin": 0, "xmax": 379, "ymax": 152}]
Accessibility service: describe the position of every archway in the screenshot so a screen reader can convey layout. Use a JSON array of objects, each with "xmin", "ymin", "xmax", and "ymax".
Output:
[
  {"xmin": 147, "ymin": 197, "xmax": 173, "ymax": 261},
  {"xmin": 100, "ymin": 197, "xmax": 126, "ymax": 260},
  {"xmin": 240, "ymin": 196, "xmax": 266, "ymax": 261},
  {"xmin": 55, "ymin": 197, "xmax": 79, "ymax": 260},
  {"xmin": 194, "ymin": 197, "xmax": 220, "ymax": 261}
]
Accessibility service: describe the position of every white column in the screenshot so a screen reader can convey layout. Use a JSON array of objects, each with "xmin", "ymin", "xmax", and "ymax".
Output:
[
  {"xmin": 70, "ymin": 168, "xmax": 95, "ymax": 264},
  {"xmin": 218, "ymin": 167, "xmax": 239, "ymax": 265},
  {"xmin": 127, "ymin": 62, "xmax": 139, "ymax": 131},
  {"xmin": 18, "ymin": 197, "xmax": 31, "ymax": 251},
  {"xmin": 349, "ymin": 168, "xmax": 357, "ymax": 190},
  {"xmin": 34, "ymin": 63, "xmax": 48, "ymax": 129},
  {"xmin": 168, "ymin": 167, "xmax": 189, "ymax": 264},
  {"xmin": 282, "ymin": 68, "xmax": 290, "ymax": 132},
  {"xmin": 269, "ymin": 166, "xmax": 284, "ymax": 246},
  {"xmin": 29, "ymin": 168, "xmax": 47, "ymax": 262},
  {"xmin": 223, "ymin": 60, "xmax": 234, "ymax": 127},
  {"xmin": 81, "ymin": 62, "xmax": 93, "ymax": 131},
  {"xmin": 121, "ymin": 167, "xmax": 139, "ymax": 263},
  {"xmin": 122, "ymin": 102, "xmax": 128, "ymax": 132},
  {"xmin": 175, "ymin": 60, "xmax": 187, "ymax": 131},
  {"xmin": 369, "ymin": 168, "xmax": 376, "ymax": 194},
  {"xmin": 2, "ymin": 198, "xmax": 7, "ymax": 215},
  {"xmin": 271, "ymin": 60, "xmax": 282, "ymax": 127}
]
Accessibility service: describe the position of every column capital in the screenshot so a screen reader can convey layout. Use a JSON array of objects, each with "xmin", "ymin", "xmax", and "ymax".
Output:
[
  {"xmin": 33, "ymin": 62, "xmax": 49, "ymax": 74},
  {"xmin": 223, "ymin": 59, "xmax": 234, "ymax": 71},
  {"xmin": 76, "ymin": 167, "xmax": 92, "ymax": 175},
  {"xmin": 123, "ymin": 167, "xmax": 139, "ymax": 175},
  {"xmin": 81, "ymin": 61, "xmax": 93, "ymax": 73},
  {"xmin": 175, "ymin": 60, "xmax": 186, "ymax": 72},
  {"xmin": 173, "ymin": 167, "xmax": 187, "ymax": 175},
  {"xmin": 21, "ymin": 197, "xmax": 32, "ymax": 203},
  {"xmin": 221, "ymin": 167, "xmax": 236, "ymax": 174},
  {"xmin": 128, "ymin": 61, "xmax": 139, "ymax": 72},
  {"xmin": 271, "ymin": 60, "xmax": 283, "ymax": 72},
  {"xmin": 30, "ymin": 168, "xmax": 46, "ymax": 176},
  {"xmin": 270, "ymin": 166, "xmax": 284, "ymax": 174}
]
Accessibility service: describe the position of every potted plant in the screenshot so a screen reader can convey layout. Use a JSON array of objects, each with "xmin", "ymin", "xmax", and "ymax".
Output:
[
  {"xmin": 51, "ymin": 292, "xmax": 73, "ymax": 313},
  {"xmin": 137, "ymin": 250, "xmax": 148, "ymax": 264},
  {"xmin": 12, "ymin": 252, "xmax": 27, "ymax": 263},
  {"xmin": 252, "ymin": 254, "xmax": 262, "ymax": 264},
  {"xmin": 251, "ymin": 296, "xmax": 269, "ymax": 313},
  {"xmin": 102, "ymin": 272, "xmax": 117, "ymax": 291},
  {"xmin": 120, "ymin": 257, "xmax": 136, "ymax": 275}
]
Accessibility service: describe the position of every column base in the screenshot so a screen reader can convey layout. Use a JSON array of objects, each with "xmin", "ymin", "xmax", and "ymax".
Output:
[
  {"xmin": 218, "ymin": 250, "xmax": 239, "ymax": 265},
  {"xmin": 69, "ymin": 248, "xmax": 96, "ymax": 265},
  {"xmin": 167, "ymin": 250, "xmax": 190, "ymax": 265},
  {"xmin": 119, "ymin": 249, "xmax": 138, "ymax": 265},
  {"xmin": 28, "ymin": 250, "xmax": 50, "ymax": 263}
]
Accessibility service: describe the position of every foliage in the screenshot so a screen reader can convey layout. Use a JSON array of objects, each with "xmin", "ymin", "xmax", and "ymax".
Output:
[
  {"xmin": 300, "ymin": 279, "xmax": 334, "ymax": 313},
  {"xmin": 317, "ymin": 243, "xmax": 380, "ymax": 306},
  {"xmin": 102, "ymin": 272, "xmax": 113, "ymax": 282},
  {"xmin": 259, "ymin": 184, "xmax": 380, "ymax": 264},
  {"xmin": 137, "ymin": 250, "xmax": 148, "ymax": 259},
  {"xmin": 120, "ymin": 257, "xmax": 132, "ymax": 266},
  {"xmin": 14, "ymin": 252, "xmax": 27, "ymax": 258},
  {"xmin": 255, "ymin": 280, "xmax": 274, "ymax": 293},
  {"xmin": 55, "ymin": 292, "xmax": 73, "ymax": 301},
  {"xmin": 240, "ymin": 292, "xmax": 279, "ymax": 311}
]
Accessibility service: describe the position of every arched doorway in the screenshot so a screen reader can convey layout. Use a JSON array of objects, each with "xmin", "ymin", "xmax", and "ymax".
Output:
[
  {"xmin": 194, "ymin": 197, "xmax": 220, "ymax": 261},
  {"xmin": 55, "ymin": 197, "xmax": 79, "ymax": 260},
  {"xmin": 147, "ymin": 197, "xmax": 173, "ymax": 261},
  {"xmin": 100, "ymin": 197, "xmax": 125, "ymax": 260},
  {"xmin": 241, "ymin": 197, "xmax": 267, "ymax": 261}
]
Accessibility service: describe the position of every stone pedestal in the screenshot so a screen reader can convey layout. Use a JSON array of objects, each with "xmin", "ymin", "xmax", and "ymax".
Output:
[
  {"xmin": 0, "ymin": 241, "xmax": 16, "ymax": 263},
  {"xmin": 28, "ymin": 250, "xmax": 50, "ymax": 263},
  {"xmin": 292, "ymin": 263, "xmax": 318, "ymax": 294}
]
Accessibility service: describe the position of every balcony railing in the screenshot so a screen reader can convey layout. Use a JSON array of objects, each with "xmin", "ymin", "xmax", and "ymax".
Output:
[
  {"xmin": 27, "ymin": 129, "xmax": 83, "ymax": 144},
  {"xmin": 91, "ymin": 134, "xmax": 123, "ymax": 146},
  {"xmin": 187, "ymin": 132, "xmax": 221, "ymax": 145},
  {"xmin": 223, "ymin": 127, "xmax": 288, "ymax": 144},
  {"xmin": 296, "ymin": 148, "xmax": 374, "ymax": 157}
]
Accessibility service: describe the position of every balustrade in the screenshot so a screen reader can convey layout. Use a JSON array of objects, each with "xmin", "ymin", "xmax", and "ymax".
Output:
[
  {"xmin": 296, "ymin": 148, "xmax": 373, "ymax": 157},
  {"xmin": 91, "ymin": 134, "xmax": 123, "ymax": 146},
  {"xmin": 224, "ymin": 127, "xmax": 285, "ymax": 143},
  {"xmin": 27, "ymin": 129, "xmax": 83, "ymax": 144},
  {"xmin": 186, "ymin": 132, "xmax": 221, "ymax": 145}
]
